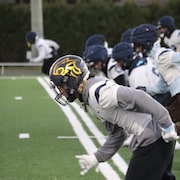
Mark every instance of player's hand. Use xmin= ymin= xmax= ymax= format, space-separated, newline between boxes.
xmin=161 ymin=124 xmax=179 ymax=143
xmin=75 ymin=154 xmax=99 ymax=175
xmin=29 ymin=58 xmax=35 ymax=63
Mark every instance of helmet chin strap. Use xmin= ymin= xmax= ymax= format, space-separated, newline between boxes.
xmin=77 ymin=71 xmax=90 ymax=94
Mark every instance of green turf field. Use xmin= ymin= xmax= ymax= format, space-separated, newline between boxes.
xmin=0 ymin=76 xmax=179 ymax=180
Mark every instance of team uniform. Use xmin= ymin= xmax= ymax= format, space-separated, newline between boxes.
xmin=49 ymin=55 xmax=178 ymax=179
xmin=32 ymin=37 xmax=60 ymax=75
xmin=146 ymin=41 xmax=180 ymax=136
xmin=157 ymin=16 xmax=180 ymax=52
xmin=82 ymin=76 xmax=175 ymax=180
xmin=107 ymin=58 xmax=127 ymax=86
xmin=131 ymin=23 xmax=180 ymax=143
xmin=25 ymin=31 xmax=60 ymax=75
xmin=128 ymin=57 xmax=159 ymax=88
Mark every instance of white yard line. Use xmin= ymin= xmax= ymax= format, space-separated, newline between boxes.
xmin=0 ymin=76 xmax=40 ymax=80
xmin=57 ymin=136 xmax=105 ymax=139
xmin=38 ymin=77 xmax=121 ymax=180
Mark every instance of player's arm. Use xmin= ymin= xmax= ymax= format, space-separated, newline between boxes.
xmin=95 ymin=121 xmax=127 ymax=162
xmin=75 ymin=121 xmax=127 ymax=175
xmin=117 ymin=86 xmax=178 ymax=142
xmin=171 ymin=51 xmax=180 ymax=63
xmin=116 ymin=85 xmax=172 ymax=128
xmin=30 ymin=46 xmax=46 ymax=63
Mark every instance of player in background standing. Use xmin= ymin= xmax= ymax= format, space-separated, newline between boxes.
xmin=157 ymin=15 xmax=180 ymax=52
xmin=25 ymin=31 xmax=60 ymax=75
xmin=49 ymin=55 xmax=178 ymax=179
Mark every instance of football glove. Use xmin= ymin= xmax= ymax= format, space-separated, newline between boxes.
xmin=161 ymin=124 xmax=179 ymax=143
xmin=75 ymin=154 xmax=99 ymax=175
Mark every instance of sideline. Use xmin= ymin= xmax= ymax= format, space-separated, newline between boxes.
xmin=37 ymin=77 xmax=121 ymax=180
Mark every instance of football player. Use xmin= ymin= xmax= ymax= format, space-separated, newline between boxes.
xmin=49 ymin=54 xmax=178 ymax=179
xmin=25 ymin=31 xmax=60 ymax=75
xmin=157 ymin=15 xmax=180 ymax=52
xmin=131 ymin=23 xmax=180 ymax=137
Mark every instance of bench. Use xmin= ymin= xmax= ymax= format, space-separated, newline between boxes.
xmin=0 ymin=62 xmax=42 ymax=75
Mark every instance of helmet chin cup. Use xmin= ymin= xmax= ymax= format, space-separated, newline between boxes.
xmin=55 ymin=94 xmax=69 ymax=106
xmin=50 ymin=81 xmax=69 ymax=106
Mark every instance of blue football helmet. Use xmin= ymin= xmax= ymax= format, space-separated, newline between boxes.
xmin=157 ymin=16 xmax=175 ymax=33
xmin=131 ymin=24 xmax=158 ymax=55
xmin=85 ymin=34 xmax=106 ymax=48
xmin=49 ymin=55 xmax=90 ymax=105
xmin=120 ymin=28 xmax=134 ymax=43
xmin=112 ymin=42 xmax=134 ymax=64
xmin=84 ymin=45 xmax=108 ymax=67
xmin=25 ymin=31 xmax=37 ymax=44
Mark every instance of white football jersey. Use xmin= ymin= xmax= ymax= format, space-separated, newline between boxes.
xmin=32 ymin=37 xmax=60 ymax=63
xmin=129 ymin=58 xmax=159 ymax=88
xmin=164 ymin=29 xmax=180 ymax=52
xmin=107 ymin=58 xmax=124 ymax=80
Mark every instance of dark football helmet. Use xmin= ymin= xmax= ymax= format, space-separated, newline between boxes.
xmin=112 ymin=42 xmax=134 ymax=66
xmin=131 ymin=23 xmax=158 ymax=56
xmin=120 ymin=28 xmax=134 ymax=43
xmin=85 ymin=34 xmax=106 ymax=48
xmin=157 ymin=16 xmax=175 ymax=35
xmin=84 ymin=45 xmax=108 ymax=66
xmin=25 ymin=31 xmax=37 ymax=47
xmin=49 ymin=55 xmax=90 ymax=105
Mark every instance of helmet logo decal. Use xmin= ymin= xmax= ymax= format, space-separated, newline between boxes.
xmin=53 ymin=58 xmax=82 ymax=78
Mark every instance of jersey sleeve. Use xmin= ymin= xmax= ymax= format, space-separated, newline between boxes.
xmin=116 ymin=86 xmax=173 ymax=128
xmin=94 ymin=121 xmax=127 ymax=162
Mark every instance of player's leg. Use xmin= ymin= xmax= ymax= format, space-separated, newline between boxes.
xmin=166 ymin=93 xmax=180 ymax=135
xmin=125 ymin=138 xmax=175 ymax=180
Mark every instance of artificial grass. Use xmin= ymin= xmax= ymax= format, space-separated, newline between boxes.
xmin=0 ymin=77 xmax=179 ymax=180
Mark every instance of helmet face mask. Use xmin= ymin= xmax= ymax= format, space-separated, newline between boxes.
xmin=49 ymin=55 xmax=90 ymax=106
xmin=50 ymin=81 xmax=69 ymax=106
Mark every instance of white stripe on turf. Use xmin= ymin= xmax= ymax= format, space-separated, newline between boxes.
xmin=57 ymin=136 xmax=105 ymax=139
xmin=38 ymin=77 xmax=121 ymax=180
